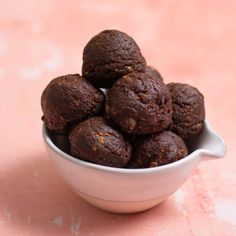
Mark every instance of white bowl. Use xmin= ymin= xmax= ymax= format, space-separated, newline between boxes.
xmin=42 ymin=120 xmax=226 ymax=213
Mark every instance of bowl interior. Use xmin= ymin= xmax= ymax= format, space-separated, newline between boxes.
xmin=45 ymin=124 xmax=204 ymax=168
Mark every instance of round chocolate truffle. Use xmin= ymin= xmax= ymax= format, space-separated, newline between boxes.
xmin=128 ymin=131 xmax=188 ymax=168
xmin=41 ymin=74 xmax=105 ymax=134
xmin=82 ymin=30 xmax=146 ymax=88
xmin=145 ymin=66 xmax=163 ymax=82
xmin=167 ymin=83 xmax=205 ymax=139
xmin=105 ymin=72 xmax=172 ymax=134
xmin=69 ymin=117 xmax=132 ymax=168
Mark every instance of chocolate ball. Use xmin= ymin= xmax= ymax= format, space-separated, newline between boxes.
xmin=69 ymin=117 xmax=132 ymax=168
xmin=106 ymin=72 xmax=172 ymax=134
xmin=167 ymin=83 xmax=205 ymax=139
xmin=128 ymin=131 xmax=188 ymax=168
xmin=82 ymin=30 xmax=146 ymax=88
xmin=41 ymin=74 xmax=105 ymax=134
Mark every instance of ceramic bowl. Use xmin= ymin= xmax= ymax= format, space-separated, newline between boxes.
xmin=42 ymin=120 xmax=226 ymax=213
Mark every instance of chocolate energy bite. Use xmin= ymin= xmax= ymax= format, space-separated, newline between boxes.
xmin=69 ymin=117 xmax=132 ymax=168
xmin=167 ymin=83 xmax=205 ymax=139
xmin=41 ymin=74 xmax=105 ymax=134
xmin=106 ymin=72 xmax=172 ymax=134
xmin=145 ymin=66 xmax=163 ymax=82
xmin=82 ymin=30 xmax=146 ymax=88
xmin=128 ymin=131 xmax=188 ymax=168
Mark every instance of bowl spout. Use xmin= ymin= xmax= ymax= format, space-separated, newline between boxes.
xmin=195 ymin=120 xmax=226 ymax=160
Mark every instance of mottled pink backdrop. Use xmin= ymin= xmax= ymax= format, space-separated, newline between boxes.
xmin=0 ymin=0 xmax=235 ymax=235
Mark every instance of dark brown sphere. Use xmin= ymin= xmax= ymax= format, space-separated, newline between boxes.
xmin=69 ymin=117 xmax=132 ymax=168
xmin=105 ymin=72 xmax=172 ymax=134
xmin=128 ymin=131 xmax=188 ymax=168
xmin=41 ymin=74 xmax=105 ymax=134
xmin=167 ymin=83 xmax=205 ymax=139
xmin=82 ymin=30 xmax=146 ymax=88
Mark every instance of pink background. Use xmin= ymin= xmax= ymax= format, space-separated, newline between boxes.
xmin=0 ymin=0 xmax=236 ymax=235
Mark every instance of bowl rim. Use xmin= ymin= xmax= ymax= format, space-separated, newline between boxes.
xmin=42 ymin=123 xmax=210 ymax=175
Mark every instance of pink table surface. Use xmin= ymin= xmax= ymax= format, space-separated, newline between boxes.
xmin=0 ymin=0 xmax=236 ymax=235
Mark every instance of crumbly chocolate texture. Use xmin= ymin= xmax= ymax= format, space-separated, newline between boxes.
xmin=127 ymin=131 xmax=188 ymax=168
xmin=167 ymin=83 xmax=205 ymax=139
xmin=105 ymin=72 xmax=172 ymax=134
xmin=82 ymin=30 xmax=146 ymax=88
xmin=145 ymin=66 xmax=163 ymax=82
xmin=41 ymin=74 xmax=105 ymax=134
xmin=69 ymin=117 xmax=132 ymax=168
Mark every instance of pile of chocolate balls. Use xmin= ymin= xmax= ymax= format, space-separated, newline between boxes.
xmin=41 ymin=30 xmax=205 ymax=168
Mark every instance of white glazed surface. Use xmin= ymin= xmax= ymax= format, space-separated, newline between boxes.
xmin=42 ymin=120 xmax=226 ymax=213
